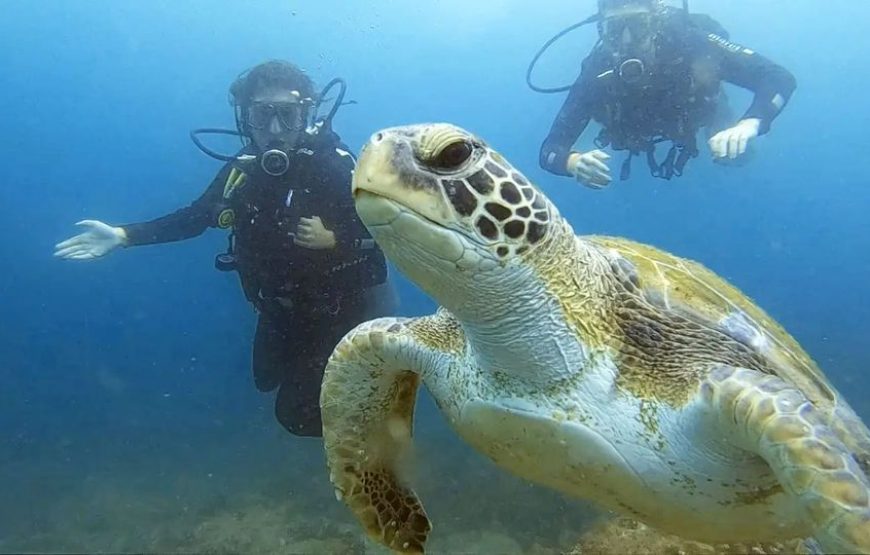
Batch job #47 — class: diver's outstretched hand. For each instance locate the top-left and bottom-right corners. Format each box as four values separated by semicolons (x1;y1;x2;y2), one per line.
567;150;612;189
708;118;760;160
54;220;127;261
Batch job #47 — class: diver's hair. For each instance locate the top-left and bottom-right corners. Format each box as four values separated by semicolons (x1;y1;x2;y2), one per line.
228;60;317;108
598;0;662;15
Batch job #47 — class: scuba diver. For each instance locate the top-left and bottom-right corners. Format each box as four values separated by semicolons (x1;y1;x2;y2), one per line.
533;0;797;187
53;60;397;438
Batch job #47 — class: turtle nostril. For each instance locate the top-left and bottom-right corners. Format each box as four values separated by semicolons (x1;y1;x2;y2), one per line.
374;132;384;143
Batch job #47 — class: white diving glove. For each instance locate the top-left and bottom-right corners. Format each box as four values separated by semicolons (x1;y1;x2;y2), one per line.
567;150;612;189
54;220;128;261
708;118;761;160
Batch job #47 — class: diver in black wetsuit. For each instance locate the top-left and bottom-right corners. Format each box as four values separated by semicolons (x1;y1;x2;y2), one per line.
54;60;397;438
538;0;797;187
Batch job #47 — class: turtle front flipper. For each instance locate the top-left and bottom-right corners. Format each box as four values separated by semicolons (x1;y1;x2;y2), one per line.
321;314;462;554
704;366;870;554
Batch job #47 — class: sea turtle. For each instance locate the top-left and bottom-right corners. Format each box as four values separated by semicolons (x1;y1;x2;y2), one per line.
320;123;870;554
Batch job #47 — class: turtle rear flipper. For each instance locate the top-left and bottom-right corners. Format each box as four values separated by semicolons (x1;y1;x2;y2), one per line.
704;366;870;554
321;316;451;554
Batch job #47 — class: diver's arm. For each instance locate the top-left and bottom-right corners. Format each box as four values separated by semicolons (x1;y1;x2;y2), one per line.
120;164;232;247
54;162;235;261
539;62;600;177
706;33;797;135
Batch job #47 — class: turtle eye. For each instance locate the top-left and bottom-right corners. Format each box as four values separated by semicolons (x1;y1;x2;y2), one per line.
431;140;473;170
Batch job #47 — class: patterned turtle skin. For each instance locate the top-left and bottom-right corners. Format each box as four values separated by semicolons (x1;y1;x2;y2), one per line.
319;123;870;554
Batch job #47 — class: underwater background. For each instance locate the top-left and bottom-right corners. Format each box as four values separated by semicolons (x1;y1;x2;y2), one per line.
1;0;868;552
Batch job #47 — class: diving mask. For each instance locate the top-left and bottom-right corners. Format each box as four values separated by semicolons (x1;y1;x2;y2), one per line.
600;13;655;51
598;13;657;85
246;101;306;132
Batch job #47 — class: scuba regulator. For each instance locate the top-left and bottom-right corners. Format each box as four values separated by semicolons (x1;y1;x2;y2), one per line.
259;148;291;177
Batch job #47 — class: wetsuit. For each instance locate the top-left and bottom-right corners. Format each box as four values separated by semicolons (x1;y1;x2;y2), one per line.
121;131;395;437
540;12;797;179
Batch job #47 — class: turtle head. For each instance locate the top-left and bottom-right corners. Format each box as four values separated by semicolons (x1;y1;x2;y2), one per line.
353;123;561;310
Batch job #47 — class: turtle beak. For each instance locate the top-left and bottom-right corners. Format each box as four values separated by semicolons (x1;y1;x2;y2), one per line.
352;132;399;198
353;128;453;226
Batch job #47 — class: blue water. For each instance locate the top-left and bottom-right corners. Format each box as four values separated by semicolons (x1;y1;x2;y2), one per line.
1;0;868;552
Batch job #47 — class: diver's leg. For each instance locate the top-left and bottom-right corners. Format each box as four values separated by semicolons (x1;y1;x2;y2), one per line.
273;304;325;437
274;285;398;438
275;362;324;437
251;308;294;392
